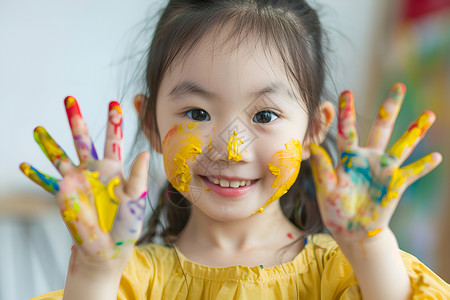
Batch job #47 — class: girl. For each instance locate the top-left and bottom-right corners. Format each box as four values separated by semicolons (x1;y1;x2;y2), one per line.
22;0;449;299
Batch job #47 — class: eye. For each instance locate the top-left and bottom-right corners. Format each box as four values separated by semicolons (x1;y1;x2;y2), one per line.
184;108;210;121
252;110;279;124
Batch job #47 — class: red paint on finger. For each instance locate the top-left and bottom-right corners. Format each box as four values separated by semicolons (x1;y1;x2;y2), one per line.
113;143;122;160
65;96;83;129
108;101;123;138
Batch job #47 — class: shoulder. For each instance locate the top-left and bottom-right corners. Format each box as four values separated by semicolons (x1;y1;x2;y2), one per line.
305;233;341;261
128;242;177;270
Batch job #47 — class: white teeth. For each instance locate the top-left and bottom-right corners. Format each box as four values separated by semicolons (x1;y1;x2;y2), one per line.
219;178;230;187
206;176;252;188
229;180;240;188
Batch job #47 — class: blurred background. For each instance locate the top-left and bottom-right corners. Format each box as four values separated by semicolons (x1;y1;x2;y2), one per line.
0;0;448;299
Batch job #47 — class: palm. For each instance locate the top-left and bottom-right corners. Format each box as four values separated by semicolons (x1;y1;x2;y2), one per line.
21;97;148;261
310;84;441;241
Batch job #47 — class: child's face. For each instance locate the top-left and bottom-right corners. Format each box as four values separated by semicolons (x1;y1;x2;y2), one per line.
155;32;309;221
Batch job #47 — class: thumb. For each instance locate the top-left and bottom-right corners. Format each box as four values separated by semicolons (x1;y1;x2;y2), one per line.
309;144;337;197
125;151;150;198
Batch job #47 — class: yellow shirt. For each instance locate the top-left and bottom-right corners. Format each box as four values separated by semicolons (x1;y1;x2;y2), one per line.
31;234;450;299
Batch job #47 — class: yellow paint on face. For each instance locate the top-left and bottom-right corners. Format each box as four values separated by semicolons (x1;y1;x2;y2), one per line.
162;123;203;193
84;170;120;233
227;130;243;161
254;139;302;214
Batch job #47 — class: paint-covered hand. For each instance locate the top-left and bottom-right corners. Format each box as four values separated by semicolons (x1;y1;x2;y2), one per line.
20;97;149;263
310;83;442;242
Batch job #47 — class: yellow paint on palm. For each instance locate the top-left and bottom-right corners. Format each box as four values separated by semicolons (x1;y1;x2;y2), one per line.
84;170;120;233
389;111;433;158
254;139;302;214
227;130;243;161
62;193;83;244
163;123;203;193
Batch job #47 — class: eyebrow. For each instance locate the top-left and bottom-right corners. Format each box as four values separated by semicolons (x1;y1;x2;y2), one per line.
168;80;297;104
169;81;216;101
250;82;297;103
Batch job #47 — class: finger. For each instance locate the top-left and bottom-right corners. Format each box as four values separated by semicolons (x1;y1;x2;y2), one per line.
388;110;435;164
125;152;150;198
382;152;441;208
34;126;75;175
65;96;99;164
20;163;60;195
110;152;150;244
309;144;337;197
366;83;405;150
337;90;359;152
397;152;442;190
104;101;123;161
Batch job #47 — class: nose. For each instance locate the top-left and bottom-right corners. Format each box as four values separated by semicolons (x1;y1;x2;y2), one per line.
203;119;256;164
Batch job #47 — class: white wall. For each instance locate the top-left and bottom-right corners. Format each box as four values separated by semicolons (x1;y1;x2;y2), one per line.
0;1;383;299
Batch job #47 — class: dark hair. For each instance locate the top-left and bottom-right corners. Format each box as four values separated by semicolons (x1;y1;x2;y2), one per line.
137;0;336;244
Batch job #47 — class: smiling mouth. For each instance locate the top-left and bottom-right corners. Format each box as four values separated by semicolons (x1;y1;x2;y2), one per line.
200;175;257;188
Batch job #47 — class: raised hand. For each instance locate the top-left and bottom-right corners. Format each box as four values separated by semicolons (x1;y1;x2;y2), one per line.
20;97;149;262
310;83;442;242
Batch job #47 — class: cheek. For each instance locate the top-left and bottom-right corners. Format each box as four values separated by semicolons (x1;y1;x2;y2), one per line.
255;139;303;214
161;123;204;192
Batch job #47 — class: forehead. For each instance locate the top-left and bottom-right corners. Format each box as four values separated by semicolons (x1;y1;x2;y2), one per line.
163;24;294;91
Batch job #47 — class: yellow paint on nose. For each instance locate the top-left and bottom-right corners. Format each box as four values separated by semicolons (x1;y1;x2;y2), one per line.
227;130;243;161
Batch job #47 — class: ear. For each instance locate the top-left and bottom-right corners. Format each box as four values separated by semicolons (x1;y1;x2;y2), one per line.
133;94;162;154
302;101;335;160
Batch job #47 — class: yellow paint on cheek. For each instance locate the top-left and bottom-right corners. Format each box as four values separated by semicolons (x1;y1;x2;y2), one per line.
163;123;203;193
254;139;302;214
227;130;243;161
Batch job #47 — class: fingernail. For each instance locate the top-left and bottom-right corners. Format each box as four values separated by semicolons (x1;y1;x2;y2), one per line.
339;91;352;109
389;83;406;101
64;96;77;109
109;101;122;113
